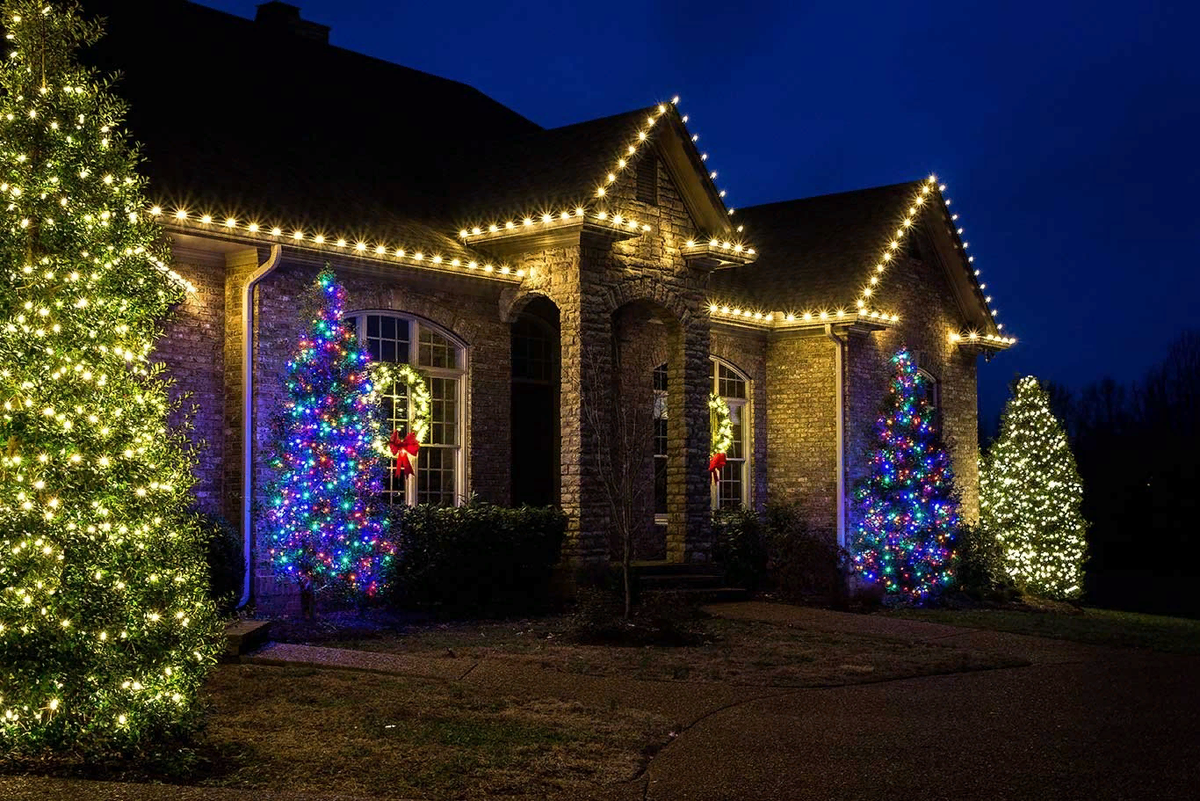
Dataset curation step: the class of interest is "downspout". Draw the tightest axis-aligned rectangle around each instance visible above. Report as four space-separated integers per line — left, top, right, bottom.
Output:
238 244 283 609
824 324 846 549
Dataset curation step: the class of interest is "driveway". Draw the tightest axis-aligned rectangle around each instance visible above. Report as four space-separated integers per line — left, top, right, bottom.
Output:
3 603 1196 800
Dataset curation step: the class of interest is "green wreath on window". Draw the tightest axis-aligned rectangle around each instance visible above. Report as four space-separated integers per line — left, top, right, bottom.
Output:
710 393 734 457
367 362 432 462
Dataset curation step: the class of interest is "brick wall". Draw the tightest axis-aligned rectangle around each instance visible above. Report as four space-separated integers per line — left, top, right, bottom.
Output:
766 334 839 540
248 257 513 611
844 252 981 527
154 246 228 517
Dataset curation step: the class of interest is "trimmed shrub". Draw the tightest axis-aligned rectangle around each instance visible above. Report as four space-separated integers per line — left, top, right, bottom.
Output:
388 502 566 616
763 504 849 604
712 508 770 590
197 512 244 617
953 523 1019 602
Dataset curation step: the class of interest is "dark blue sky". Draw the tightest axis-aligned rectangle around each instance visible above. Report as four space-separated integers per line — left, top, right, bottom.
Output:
202 0 1199 421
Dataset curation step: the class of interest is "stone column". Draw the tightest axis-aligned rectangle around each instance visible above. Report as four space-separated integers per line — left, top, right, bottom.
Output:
667 317 713 562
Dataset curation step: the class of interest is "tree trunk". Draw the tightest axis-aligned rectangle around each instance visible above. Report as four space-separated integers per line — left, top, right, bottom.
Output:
300 582 316 620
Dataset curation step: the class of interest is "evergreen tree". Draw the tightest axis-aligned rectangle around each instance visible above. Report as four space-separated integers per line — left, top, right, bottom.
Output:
260 268 392 614
0 1 219 753
982 376 1086 598
850 348 960 602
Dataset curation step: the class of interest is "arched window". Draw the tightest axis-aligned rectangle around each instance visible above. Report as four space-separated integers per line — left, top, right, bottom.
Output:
652 357 752 514
343 312 466 506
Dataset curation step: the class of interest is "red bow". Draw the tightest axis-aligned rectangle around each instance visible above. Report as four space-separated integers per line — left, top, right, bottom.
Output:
388 430 420 478
709 452 726 483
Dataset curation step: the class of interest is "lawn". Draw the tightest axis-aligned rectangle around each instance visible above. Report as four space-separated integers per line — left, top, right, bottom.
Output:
888 606 1200 655
296 613 1027 688
192 664 669 799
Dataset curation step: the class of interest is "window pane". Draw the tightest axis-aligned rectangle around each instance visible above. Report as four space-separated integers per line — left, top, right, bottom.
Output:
419 327 457 369
718 363 747 399
653 362 668 392
365 314 410 366
654 456 667 515
418 447 457 506
427 377 458 445
718 461 743 510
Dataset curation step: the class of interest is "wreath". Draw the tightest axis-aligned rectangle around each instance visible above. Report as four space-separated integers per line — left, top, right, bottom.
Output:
367 362 431 477
709 393 734 480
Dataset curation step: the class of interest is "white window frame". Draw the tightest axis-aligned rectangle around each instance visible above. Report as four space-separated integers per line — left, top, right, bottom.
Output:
345 310 467 507
652 356 753 519
710 357 751 511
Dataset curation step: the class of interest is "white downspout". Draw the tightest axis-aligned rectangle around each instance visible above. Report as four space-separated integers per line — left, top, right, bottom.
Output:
238 244 283 609
824 324 846 549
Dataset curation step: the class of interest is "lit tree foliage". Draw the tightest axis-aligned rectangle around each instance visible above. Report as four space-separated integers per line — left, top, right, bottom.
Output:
981 376 1086 598
850 348 960 602
0 0 220 753
260 269 392 611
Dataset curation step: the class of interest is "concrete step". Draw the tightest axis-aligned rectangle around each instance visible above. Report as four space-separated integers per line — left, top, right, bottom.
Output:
638 573 725 590
224 619 272 661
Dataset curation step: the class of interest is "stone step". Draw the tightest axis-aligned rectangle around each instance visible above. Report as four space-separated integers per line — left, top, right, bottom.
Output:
642 587 751 604
638 572 726 590
224 619 272 661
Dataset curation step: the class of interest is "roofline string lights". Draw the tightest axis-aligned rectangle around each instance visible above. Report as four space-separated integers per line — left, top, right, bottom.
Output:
151 206 525 281
853 175 1014 348
939 176 1015 348
706 303 900 329
458 207 653 243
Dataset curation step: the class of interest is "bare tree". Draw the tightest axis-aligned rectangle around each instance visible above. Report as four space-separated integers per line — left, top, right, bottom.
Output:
579 341 658 618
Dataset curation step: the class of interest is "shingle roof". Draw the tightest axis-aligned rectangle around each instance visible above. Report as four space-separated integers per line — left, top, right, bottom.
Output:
82 0 540 233
708 182 923 314
446 107 657 224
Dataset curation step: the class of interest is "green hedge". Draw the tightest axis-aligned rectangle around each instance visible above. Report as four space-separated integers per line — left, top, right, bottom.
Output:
388 502 567 616
196 512 243 616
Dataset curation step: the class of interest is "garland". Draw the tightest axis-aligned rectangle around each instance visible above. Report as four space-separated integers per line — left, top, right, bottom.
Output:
709 394 734 481
367 362 432 459
710 393 734 456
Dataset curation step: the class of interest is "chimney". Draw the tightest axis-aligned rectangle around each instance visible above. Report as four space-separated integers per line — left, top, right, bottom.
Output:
255 2 331 44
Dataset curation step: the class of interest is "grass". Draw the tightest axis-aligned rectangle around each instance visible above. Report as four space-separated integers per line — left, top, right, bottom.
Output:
316 614 1027 687
208 664 669 798
888 606 1200 655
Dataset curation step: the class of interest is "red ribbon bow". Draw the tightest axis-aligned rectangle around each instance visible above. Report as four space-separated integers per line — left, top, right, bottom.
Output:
388 429 420 478
708 452 727 483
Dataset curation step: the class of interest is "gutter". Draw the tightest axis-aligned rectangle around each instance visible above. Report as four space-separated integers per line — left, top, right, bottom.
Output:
238 244 283 609
823 324 846 549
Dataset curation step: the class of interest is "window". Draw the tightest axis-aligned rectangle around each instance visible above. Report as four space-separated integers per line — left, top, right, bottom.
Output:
344 312 465 507
652 358 752 514
636 157 658 205
711 359 749 511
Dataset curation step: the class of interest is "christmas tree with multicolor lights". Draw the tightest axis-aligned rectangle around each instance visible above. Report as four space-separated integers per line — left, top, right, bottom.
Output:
0 0 220 754
850 348 960 602
981 376 1086 599
261 269 392 614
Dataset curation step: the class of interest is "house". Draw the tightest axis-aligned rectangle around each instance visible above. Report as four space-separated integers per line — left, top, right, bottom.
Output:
85 1 1013 610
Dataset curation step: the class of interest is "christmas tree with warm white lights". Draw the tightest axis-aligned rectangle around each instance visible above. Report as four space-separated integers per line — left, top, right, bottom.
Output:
260 268 392 615
850 348 960 602
0 0 220 753
982 376 1087 599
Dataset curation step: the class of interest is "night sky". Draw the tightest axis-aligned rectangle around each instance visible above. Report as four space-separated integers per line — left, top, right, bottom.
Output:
198 0 1199 421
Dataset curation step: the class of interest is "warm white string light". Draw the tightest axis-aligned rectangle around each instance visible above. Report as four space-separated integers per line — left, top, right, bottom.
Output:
152 206 525 281
706 303 900 329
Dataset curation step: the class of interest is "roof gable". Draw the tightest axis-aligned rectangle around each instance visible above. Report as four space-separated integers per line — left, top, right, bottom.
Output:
709 178 1002 336
448 102 739 241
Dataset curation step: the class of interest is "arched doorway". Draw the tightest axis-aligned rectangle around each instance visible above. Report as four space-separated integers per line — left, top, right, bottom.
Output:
510 297 560 507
